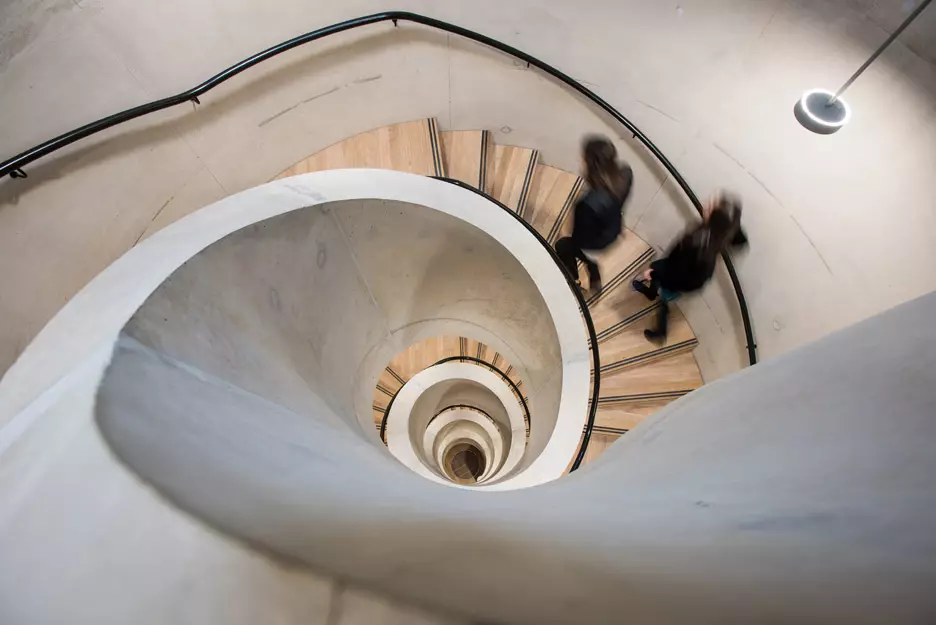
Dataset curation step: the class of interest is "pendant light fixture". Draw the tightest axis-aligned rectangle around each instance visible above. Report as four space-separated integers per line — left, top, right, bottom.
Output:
795 0 932 134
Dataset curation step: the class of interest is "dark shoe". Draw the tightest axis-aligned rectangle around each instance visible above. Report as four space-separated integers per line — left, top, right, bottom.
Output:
588 274 602 296
586 263 602 295
632 279 658 301
644 329 666 345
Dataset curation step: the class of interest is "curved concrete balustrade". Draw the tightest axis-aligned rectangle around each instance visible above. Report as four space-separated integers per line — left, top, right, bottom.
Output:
94 170 587 484
387 362 526 486
431 414 497 483
5 165 935 624
427 408 504 483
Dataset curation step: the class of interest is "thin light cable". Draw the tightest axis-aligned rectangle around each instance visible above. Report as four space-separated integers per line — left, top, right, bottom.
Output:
831 0 932 102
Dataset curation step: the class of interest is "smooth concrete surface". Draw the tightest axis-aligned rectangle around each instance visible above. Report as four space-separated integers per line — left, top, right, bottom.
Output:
329 197 569 441
0 169 589 469
28 275 936 623
435 380 513 434
0 347 465 625
116 175 586 488
104 289 936 625
0 169 585 622
1 2 936 623
2 0 936 385
0 169 934 622
387 363 526 486
428 410 503 482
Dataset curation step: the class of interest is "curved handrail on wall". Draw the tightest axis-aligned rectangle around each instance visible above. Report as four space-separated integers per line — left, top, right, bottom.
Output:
432 177 600 471
379 354 534 444
430 354 532 434
428 404 499 430
0 11 757 465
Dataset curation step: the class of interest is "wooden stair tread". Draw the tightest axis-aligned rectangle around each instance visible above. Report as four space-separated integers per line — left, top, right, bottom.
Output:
590 267 657 340
377 368 405 396
275 119 444 179
582 432 619 465
594 402 668 433
460 337 490 362
389 335 459 380
599 351 702 400
599 307 696 372
373 395 389 427
440 130 490 190
268 122 710 463
524 164 584 243
486 144 537 214
586 234 654 305
564 429 618 472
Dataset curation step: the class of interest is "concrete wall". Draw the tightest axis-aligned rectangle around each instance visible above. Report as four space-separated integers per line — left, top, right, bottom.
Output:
1 167 935 622
0 169 589 623
125 197 562 441
386 363 527 485
0 339 465 625
87 267 936 625
1 0 935 383
331 199 562 437
1 2 935 623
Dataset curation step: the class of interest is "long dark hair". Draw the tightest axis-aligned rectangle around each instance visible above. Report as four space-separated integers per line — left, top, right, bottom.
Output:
694 200 742 270
583 136 631 200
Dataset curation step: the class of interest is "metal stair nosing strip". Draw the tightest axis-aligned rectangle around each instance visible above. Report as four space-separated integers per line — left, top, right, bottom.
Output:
596 389 692 405
375 383 396 398
385 366 406 386
586 247 655 307
595 303 660 344
590 424 630 436
545 177 585 244
598 338 699 376
427 118 444 177
516 150 539 219
478 131 490 191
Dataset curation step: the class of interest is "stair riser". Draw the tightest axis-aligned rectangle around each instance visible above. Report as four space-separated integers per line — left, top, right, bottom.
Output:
599 339 699 376
586 248 655 307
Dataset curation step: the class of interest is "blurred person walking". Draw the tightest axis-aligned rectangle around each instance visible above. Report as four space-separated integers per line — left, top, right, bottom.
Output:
633 193 747 344
555 136 633 294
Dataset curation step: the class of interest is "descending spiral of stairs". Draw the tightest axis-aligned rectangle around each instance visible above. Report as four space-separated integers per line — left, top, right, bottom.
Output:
277 118 704 470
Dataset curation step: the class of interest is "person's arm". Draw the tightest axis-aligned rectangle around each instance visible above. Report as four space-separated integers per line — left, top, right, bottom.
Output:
619 165 634 206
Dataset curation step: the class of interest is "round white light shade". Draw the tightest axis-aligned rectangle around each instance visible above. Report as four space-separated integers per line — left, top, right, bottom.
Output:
794 88 851 135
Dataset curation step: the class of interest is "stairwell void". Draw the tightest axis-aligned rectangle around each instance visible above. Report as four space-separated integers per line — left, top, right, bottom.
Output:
96 171 590 504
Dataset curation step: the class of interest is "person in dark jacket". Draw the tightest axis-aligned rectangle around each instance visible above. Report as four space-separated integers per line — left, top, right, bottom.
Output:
633 193 746 343
555 136 633 293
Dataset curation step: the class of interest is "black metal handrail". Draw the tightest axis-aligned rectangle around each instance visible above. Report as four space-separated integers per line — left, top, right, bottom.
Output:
427 404 498 430
379 354 532 440
432 177 601 471
429 354 531 433
0 10 755 366
1 10 757 461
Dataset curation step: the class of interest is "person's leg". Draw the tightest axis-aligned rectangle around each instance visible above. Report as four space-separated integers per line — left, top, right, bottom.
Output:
582 253 602 293
644 298 669 344
645 290 678 343
554 237 580 283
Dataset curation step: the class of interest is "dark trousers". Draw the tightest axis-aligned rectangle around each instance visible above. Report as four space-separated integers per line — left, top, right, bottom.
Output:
653 297 670 337
634 276 672 337
555 237 600 286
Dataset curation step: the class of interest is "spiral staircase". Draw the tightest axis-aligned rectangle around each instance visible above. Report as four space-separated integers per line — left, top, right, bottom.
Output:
7 11 932 625
277 118 703 475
